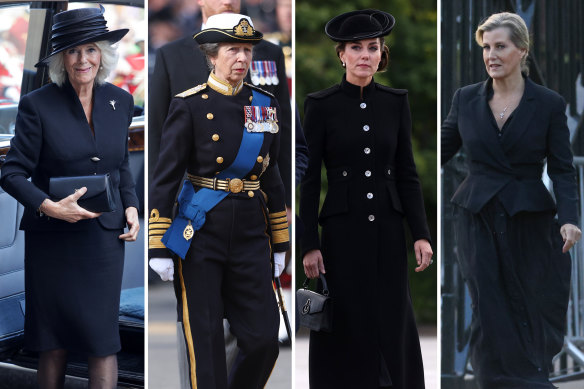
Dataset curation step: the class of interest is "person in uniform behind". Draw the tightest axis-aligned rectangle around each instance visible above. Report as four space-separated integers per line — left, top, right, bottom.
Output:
148 13 289 389
299 9 433 389
0 6 140 388
442 12 581 388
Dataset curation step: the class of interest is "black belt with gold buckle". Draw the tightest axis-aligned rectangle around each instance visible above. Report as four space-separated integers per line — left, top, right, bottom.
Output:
187 173 260 194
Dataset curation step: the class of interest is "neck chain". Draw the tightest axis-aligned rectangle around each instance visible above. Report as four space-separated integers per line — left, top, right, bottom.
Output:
499 105 509 119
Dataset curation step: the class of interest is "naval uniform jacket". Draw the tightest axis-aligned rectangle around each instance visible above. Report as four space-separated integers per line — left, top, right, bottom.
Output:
299 76 430 389
0 80 139 231
148 75 289 258
149 33 292 204
441 77 578 226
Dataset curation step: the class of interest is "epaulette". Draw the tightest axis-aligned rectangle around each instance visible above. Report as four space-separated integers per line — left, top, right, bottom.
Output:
175 83 207 98
244 82 275 99
376 84 408 95
307 84 340 99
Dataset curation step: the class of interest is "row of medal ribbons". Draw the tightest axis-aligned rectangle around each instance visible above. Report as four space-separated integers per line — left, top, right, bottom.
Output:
244 105 279 133
250 61 279 86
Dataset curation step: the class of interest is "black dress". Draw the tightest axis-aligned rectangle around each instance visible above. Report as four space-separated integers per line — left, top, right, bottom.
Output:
442 77 577 388
300 76 431 389
0 81 139 356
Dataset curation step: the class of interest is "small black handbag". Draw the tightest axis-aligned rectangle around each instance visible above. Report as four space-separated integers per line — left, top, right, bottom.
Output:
296 274 333 332
49 173 116 213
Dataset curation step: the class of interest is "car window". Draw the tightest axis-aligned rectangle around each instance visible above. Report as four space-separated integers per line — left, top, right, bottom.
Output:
0 2 144 136
0 3 28 134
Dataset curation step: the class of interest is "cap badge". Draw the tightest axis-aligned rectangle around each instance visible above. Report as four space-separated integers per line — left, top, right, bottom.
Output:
233 18 254 37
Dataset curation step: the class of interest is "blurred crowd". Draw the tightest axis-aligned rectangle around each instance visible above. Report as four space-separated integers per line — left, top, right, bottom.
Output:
0 4 145 109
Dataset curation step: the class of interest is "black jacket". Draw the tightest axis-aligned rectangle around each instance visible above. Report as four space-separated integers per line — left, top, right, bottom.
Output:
148 33 292 204
442 77 578 226
148 78 289 258
0 81 139 231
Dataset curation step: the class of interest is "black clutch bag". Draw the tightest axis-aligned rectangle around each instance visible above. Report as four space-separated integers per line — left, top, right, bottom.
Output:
49 173 116 213
296 274 333 332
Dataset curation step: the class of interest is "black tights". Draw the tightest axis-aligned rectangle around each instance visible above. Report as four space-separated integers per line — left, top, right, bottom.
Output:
38 349 118 389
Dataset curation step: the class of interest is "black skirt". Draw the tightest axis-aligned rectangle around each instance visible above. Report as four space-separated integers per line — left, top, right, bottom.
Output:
454 199 570 388
24 220 125 356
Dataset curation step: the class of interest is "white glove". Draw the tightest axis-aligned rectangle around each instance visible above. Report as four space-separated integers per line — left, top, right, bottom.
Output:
149 258 174 281
274 252 286 277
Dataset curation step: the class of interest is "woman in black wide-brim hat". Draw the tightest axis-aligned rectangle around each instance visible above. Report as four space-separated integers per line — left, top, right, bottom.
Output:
299 9 433 388
0 5 139 388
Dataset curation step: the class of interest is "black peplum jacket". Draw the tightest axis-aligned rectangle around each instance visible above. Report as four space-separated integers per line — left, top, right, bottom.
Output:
442 76 578 226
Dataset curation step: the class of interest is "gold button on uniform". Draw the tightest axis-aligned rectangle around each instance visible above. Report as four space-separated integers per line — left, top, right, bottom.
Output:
250 175 258 180
202 94 208 99
248 191 254 197
207 113 214 120
257 156 263 163
212 134 220 141
249 96 253 102
216 157 224 164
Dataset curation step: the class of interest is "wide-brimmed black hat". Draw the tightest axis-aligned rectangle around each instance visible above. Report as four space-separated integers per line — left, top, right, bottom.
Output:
35 5 128 67
325 9 395 42
194 13 263 45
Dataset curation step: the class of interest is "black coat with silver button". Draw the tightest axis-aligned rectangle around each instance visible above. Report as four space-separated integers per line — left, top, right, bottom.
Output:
0 80 139 231
149 82 289 258
299 75 430 389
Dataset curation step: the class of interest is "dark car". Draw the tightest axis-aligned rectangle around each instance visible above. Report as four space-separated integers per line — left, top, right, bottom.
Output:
0 1 145 387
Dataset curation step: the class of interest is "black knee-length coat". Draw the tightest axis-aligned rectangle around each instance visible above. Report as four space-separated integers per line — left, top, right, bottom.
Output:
300 75 431 389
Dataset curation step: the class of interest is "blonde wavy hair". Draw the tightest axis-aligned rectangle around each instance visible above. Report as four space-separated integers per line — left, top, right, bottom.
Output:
47 40 119 86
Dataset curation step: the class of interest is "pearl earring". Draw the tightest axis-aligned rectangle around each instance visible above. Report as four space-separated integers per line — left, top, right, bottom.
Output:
342 62 346 68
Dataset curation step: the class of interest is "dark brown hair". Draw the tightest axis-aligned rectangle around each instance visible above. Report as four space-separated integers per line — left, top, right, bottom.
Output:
335 37 389 72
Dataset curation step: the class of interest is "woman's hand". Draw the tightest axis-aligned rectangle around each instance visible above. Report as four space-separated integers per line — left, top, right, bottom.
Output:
414 239 433 272
561 223 582 253
303 249 325 279
119 206 140 241
39 187 101 222
149 258 174 281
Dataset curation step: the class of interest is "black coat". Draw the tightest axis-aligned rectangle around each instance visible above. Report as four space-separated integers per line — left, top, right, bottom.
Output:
149 33 292 204
0 80 139 231
299 76 430 389
442 77 578 226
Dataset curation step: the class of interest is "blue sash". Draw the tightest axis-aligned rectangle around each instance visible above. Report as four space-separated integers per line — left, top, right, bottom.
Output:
162 89 270 259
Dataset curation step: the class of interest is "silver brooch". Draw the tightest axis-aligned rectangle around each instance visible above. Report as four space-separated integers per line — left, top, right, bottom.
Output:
109 100 116 110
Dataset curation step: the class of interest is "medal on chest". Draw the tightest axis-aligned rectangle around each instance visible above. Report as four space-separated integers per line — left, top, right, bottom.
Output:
244 105 279 133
